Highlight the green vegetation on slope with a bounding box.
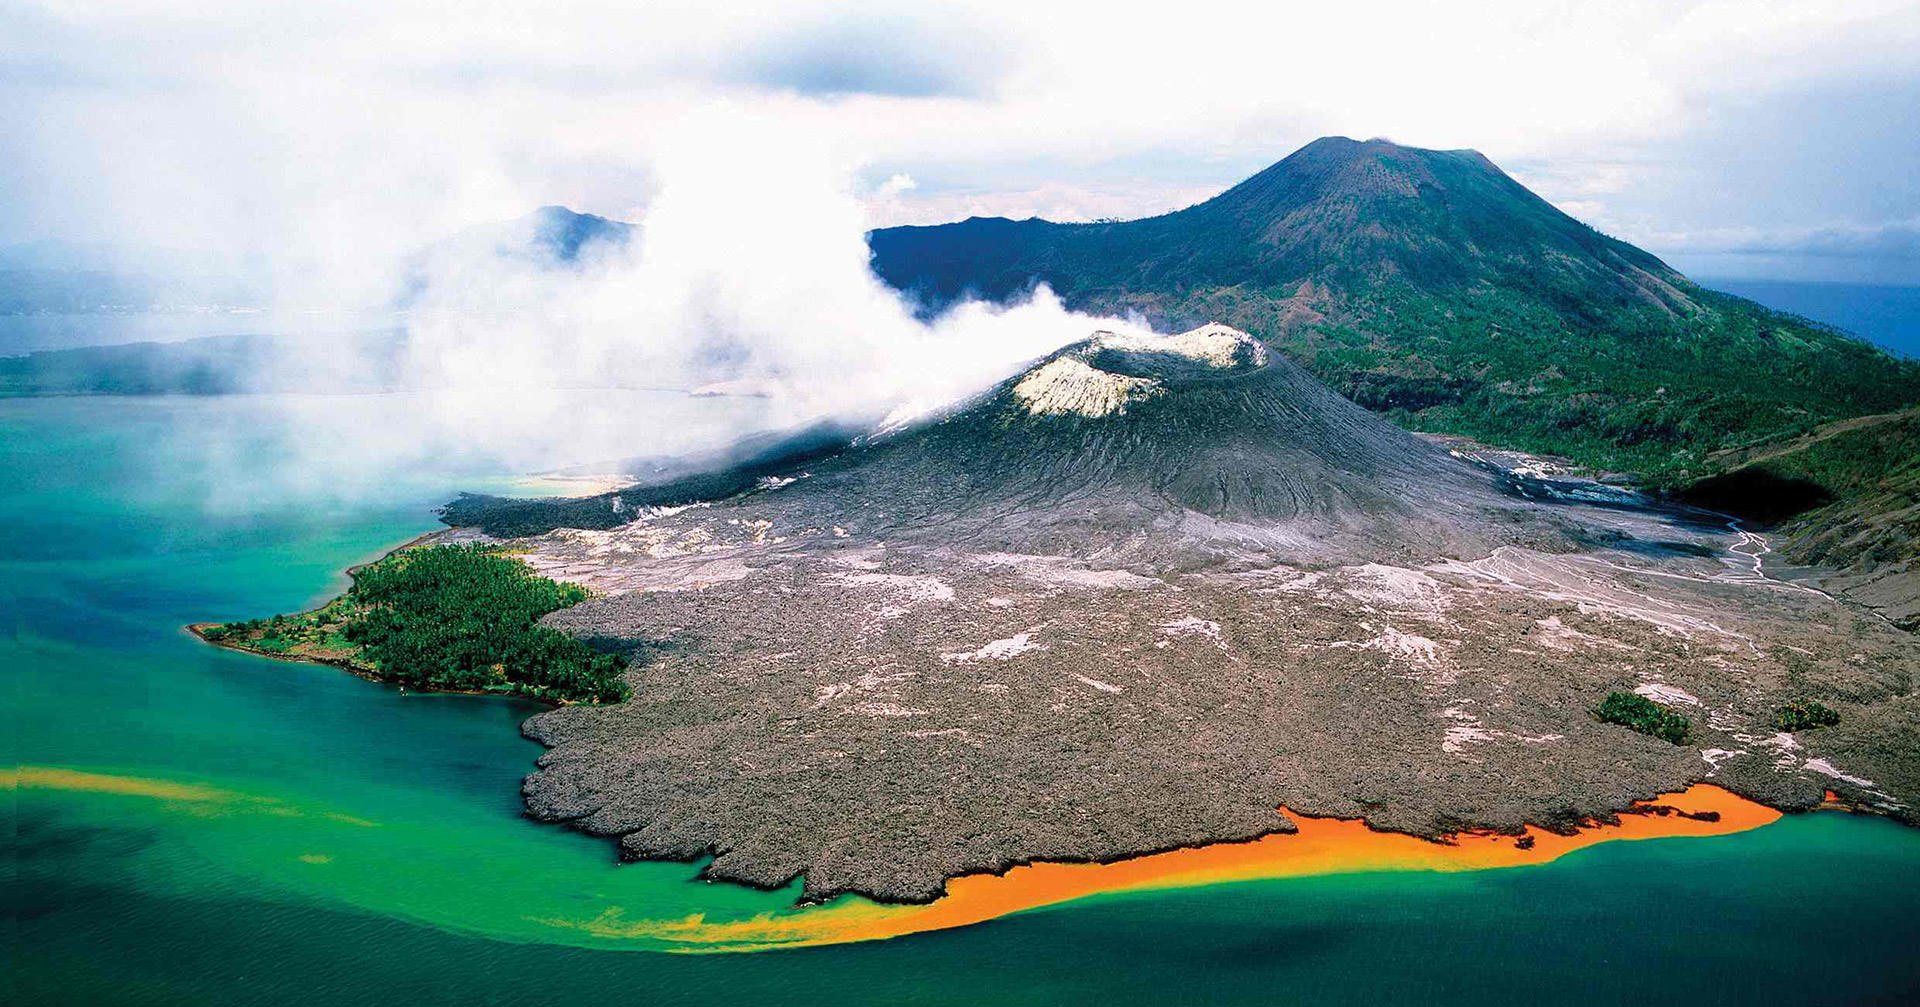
[1263,284,1913,485]
[1595,691,1691,744]
[1775,698,1842,733]
[1678,407,1920,627]
[869,137,1920,488]
[200,544,627,703]
[1692,408,1920,565]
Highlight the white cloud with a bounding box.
[1637,218,1920,260]
[3,0,1911,494]
[4,1,1916,292]
[253,106,1155,479]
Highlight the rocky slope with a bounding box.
[1685,407,1920,629]
[448,324,1574,566]
[441,325,1920,904]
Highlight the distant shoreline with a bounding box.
[1699,277,1920,359]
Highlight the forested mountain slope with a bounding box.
[869,137,1920,486]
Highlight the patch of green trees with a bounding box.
[342,545,628,703]
[1595,691,1691,744]
[205,545,627,704]
[1775,698,1841,732]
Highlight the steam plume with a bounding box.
[267,109,1151,489]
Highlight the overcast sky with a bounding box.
[4,0,1917,294]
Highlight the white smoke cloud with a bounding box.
[9,2,1916,297]
[13,3,1912,510]
[258,106,1150,490]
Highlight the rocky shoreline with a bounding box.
[201,327,1920,906]
[466,329,1919,904]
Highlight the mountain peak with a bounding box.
[866,134,1920,517]
[871,135,1693,317]
[1298,134,1488,157]
[1297,134,1403,151]
[518,206,634,263]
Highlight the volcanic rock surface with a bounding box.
[441,324,1920,903]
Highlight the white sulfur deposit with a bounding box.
[1097,323,1267,368]
[1013,357,1163,417]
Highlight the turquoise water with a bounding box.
[6,396,1920,1004]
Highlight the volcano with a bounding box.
[870,136,1691,314]
[865,135,1920,626]
[867,138,1920,485]
[450,324,1568,566]
[438,324,1920,904]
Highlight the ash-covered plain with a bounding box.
[441,325,1920,904]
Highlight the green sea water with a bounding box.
[6,396,1920,1004]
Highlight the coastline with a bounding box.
[188,527,1908,927]
[188,621,564,706]
[186,526,580,707]
[179,483,1912,940]
[185,595,1854,944]
[9,763,1809,957]
[544,783,1786,952]
[188,528,460,696]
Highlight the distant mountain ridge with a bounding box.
[869,136,1920,486]
[428,205,634,267]
[1,206,633,316]
[394,205,633,306]
[0,239,264,314]
[874,137,1692,317]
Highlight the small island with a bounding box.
[195,543,628,705]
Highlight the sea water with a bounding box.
[5,396,1918,1004]
[1705,278,1920,359]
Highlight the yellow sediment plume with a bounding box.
[4,765,244,803]
[8,765,1784,954]
[547,784,1781,953]
[4,765,376,828]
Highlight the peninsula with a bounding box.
[200,139,1920,908]
[277,323,1915,905]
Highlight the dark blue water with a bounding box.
[1704,278,1920,358]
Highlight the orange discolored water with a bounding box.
[550,784,1780,951]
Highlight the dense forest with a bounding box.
[200,544,627,704]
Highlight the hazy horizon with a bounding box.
[4,2,1915,484]
[5,2,1917,292]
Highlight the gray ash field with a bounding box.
[442,325,1920,904]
